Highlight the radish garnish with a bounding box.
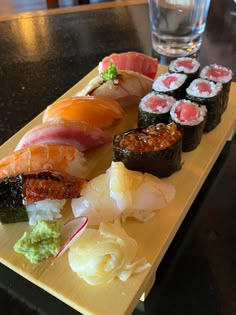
[55,216,88,258]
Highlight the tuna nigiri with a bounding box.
[98,52,158,79]
[43,96,124,129]
[77,70,153,107]
[15,119,111,152]
[0,144,87,179]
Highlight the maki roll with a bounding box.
[169,57,200,84]
[152,72,188,100]
[186,78,223,132]
[170,100,207,152]
[200,64,233,113]
[138,92,176,128]
[113,122,182,178]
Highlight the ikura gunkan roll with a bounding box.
[168,57,200,84]
[186,78,223,132]
[113,122,182,178]
[152,72,188,100]
[138,92,176,128]
[170,100,207,152]
[200,64,233,113]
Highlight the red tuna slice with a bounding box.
[206,67,230,79]
[175,101,199,122]
[15,119,111,152]
[196,81,212,94]
[98,51,158,79]
[176,58,194,70]
[162,75,178,89]
[144,95,169,111]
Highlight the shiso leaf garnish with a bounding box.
[100,60,118,81]
[55,216,88,258]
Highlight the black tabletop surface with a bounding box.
[0,1,236,314]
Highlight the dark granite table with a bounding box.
[0,0,236,314]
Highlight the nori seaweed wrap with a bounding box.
[200,64,233,113]
[138,92,176,128]
[186,78,223,132]
[152,72,188,100]
[170,100,207,152]
[168,57,200,85]
[0,174,28,224]
[113,122,182,178]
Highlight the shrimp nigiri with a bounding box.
[0,144,87,179]
[43,96,125,129]
[98,51,158,79]
[15,119,111,152]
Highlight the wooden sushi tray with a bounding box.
[0,65,236,315]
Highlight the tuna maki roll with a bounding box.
[186,78,223,132]
[152,72,188,100]
[113,122,182,178]
[200,64,233,113]
[138,92,176,128]
[170,100,207,152]
[168,57,200,84]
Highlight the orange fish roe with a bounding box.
[114,122,182,152]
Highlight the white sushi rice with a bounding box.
[186,78,222,98]
[200,64,233,84]
[26,199,66,226]
[169,57,200,74]
[152,72,187,92]
[139,92,176,114]
[170,100,207,126]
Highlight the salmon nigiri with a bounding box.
[43,96,125,129]
[0,144,87,179]
[15,119,111,152]
[98,52,158,79]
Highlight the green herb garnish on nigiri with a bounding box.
[100,60,118,81]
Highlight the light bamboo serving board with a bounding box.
[0,65,235,315]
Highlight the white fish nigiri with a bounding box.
[72,161,175,225]
[15,119,111,152]
[76,70,153,107]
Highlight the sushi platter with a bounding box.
[0,63,236,315]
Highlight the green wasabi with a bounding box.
[14,220,62,264]
[100,60,118,81]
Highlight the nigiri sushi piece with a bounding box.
[72,161,175,225]
[15,119,111,152]
[98,51,158,79]
[43,96,124,129]
[0,170,86,224]
[0,144,87,179]
[77,70,153,107]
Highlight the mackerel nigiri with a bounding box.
[0,144,87,179]
[0,170,86,224]
[43,96,124,129]
[15,119,111,152]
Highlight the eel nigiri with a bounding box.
[72,161,175,225]
[43,96,124,129]
[98,51,158,79]
[0,144,87,179]
[0,170,86,224]
[77,70,153,107]
[15,119,111,152]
